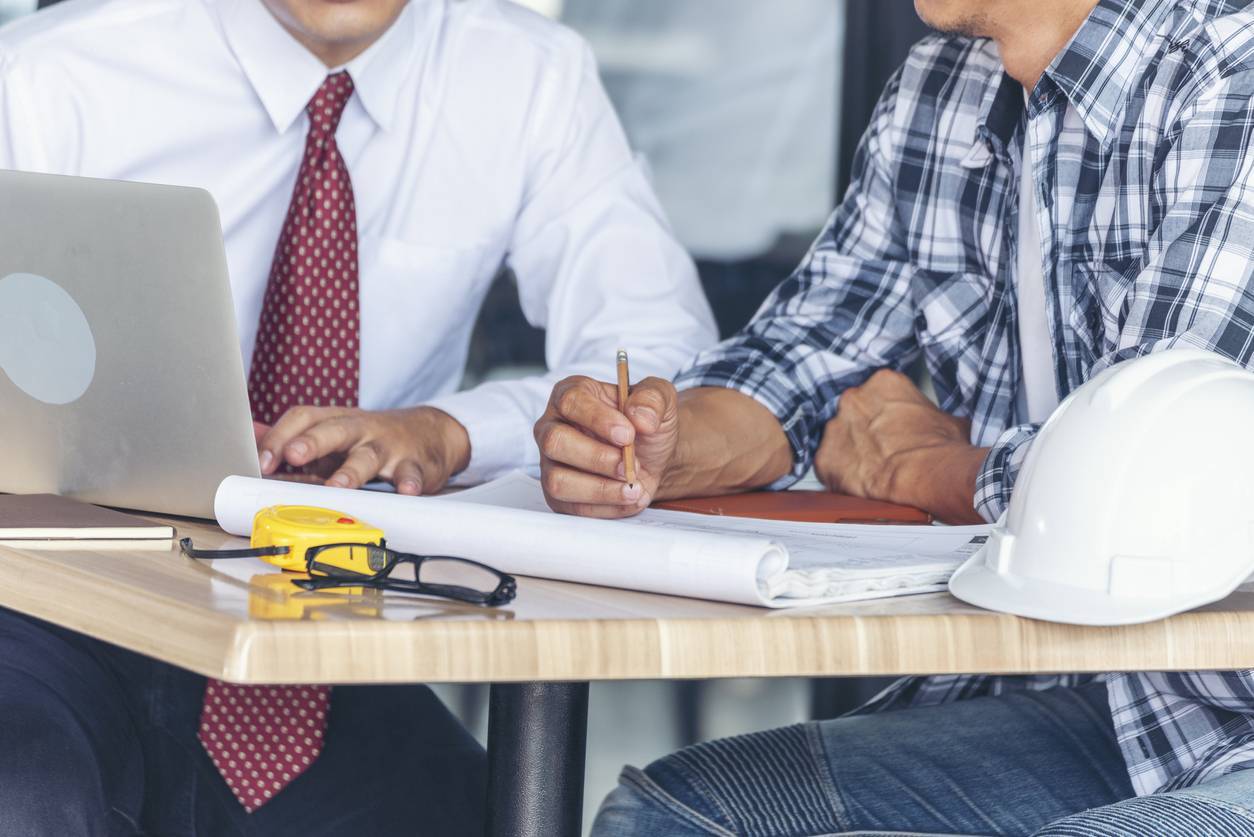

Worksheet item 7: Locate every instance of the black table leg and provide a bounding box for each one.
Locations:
[485,681,590,837]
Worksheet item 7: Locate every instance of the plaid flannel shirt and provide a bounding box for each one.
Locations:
[675,0,1254,796]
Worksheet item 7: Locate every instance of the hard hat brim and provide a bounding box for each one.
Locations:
[948,550,1239,627]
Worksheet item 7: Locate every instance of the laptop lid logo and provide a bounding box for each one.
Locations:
[0,273,96,405]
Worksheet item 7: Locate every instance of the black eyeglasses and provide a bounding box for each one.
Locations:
[180,538,517,607]
[293,542,517,606]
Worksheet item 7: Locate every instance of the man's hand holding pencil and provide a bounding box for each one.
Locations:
[534,351,680,518]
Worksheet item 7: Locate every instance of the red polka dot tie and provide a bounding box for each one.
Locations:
[247,70,360,425]
[199,682,331,812]
[202,73,359,813]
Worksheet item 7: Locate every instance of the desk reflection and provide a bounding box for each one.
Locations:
[245,571,516,623]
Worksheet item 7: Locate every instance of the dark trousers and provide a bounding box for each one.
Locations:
[0,606,486,836]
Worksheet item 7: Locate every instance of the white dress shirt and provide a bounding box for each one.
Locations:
[0,0,716,480]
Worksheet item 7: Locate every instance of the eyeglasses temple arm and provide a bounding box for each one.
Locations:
[179,538,290,560]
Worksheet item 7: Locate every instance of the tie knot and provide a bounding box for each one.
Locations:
[307,72,354,139]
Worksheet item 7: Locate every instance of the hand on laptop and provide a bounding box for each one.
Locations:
[534,375,679,518]
[814,369,987,524]
[255,406,471,495]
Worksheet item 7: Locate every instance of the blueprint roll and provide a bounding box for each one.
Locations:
[213,474,783,607]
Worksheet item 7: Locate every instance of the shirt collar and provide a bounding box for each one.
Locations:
[966,0,1173,166]
[215,0,425,134]
[969,69,1024,166]
[1034,0,1176,146]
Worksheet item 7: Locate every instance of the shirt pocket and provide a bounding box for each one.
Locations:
[912,270,990,349]
[358,235,504,404]
[366,236,502,320]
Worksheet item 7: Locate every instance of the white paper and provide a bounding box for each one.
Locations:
[215,472,989,608]
[455,472,990,606]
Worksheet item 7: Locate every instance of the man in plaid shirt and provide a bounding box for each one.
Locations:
[538,0,1254,833]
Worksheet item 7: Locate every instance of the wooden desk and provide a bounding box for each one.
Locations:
[3,515,1254,835]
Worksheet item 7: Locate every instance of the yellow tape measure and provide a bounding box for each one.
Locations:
[250,505,385,572]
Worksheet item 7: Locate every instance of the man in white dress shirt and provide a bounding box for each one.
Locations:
[0,0,715,494]
[0,0,714,834]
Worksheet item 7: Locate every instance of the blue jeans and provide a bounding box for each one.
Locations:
[592,682,1254,836]
[0,606,485,836]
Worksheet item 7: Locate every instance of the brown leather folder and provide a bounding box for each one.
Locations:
[654,491,932,525]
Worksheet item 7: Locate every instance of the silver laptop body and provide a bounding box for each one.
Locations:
[0,170,261,518]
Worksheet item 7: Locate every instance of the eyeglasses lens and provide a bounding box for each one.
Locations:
[416,558,504,595]
[309,544,390,577]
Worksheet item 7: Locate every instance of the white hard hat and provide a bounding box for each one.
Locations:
[949,348,1254,626]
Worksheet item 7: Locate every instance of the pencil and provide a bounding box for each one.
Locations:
[616,349,637,487]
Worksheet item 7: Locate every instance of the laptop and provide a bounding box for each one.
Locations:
[0,170,261,518]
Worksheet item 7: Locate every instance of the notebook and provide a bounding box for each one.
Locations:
[0,494,175,540]
[213,472,989,608]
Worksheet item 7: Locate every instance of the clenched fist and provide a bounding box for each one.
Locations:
[815,369,987,523]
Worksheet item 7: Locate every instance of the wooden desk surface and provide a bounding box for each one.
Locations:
[1,515,1252,685]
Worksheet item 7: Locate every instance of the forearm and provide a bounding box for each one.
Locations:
[656,388,794,500]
